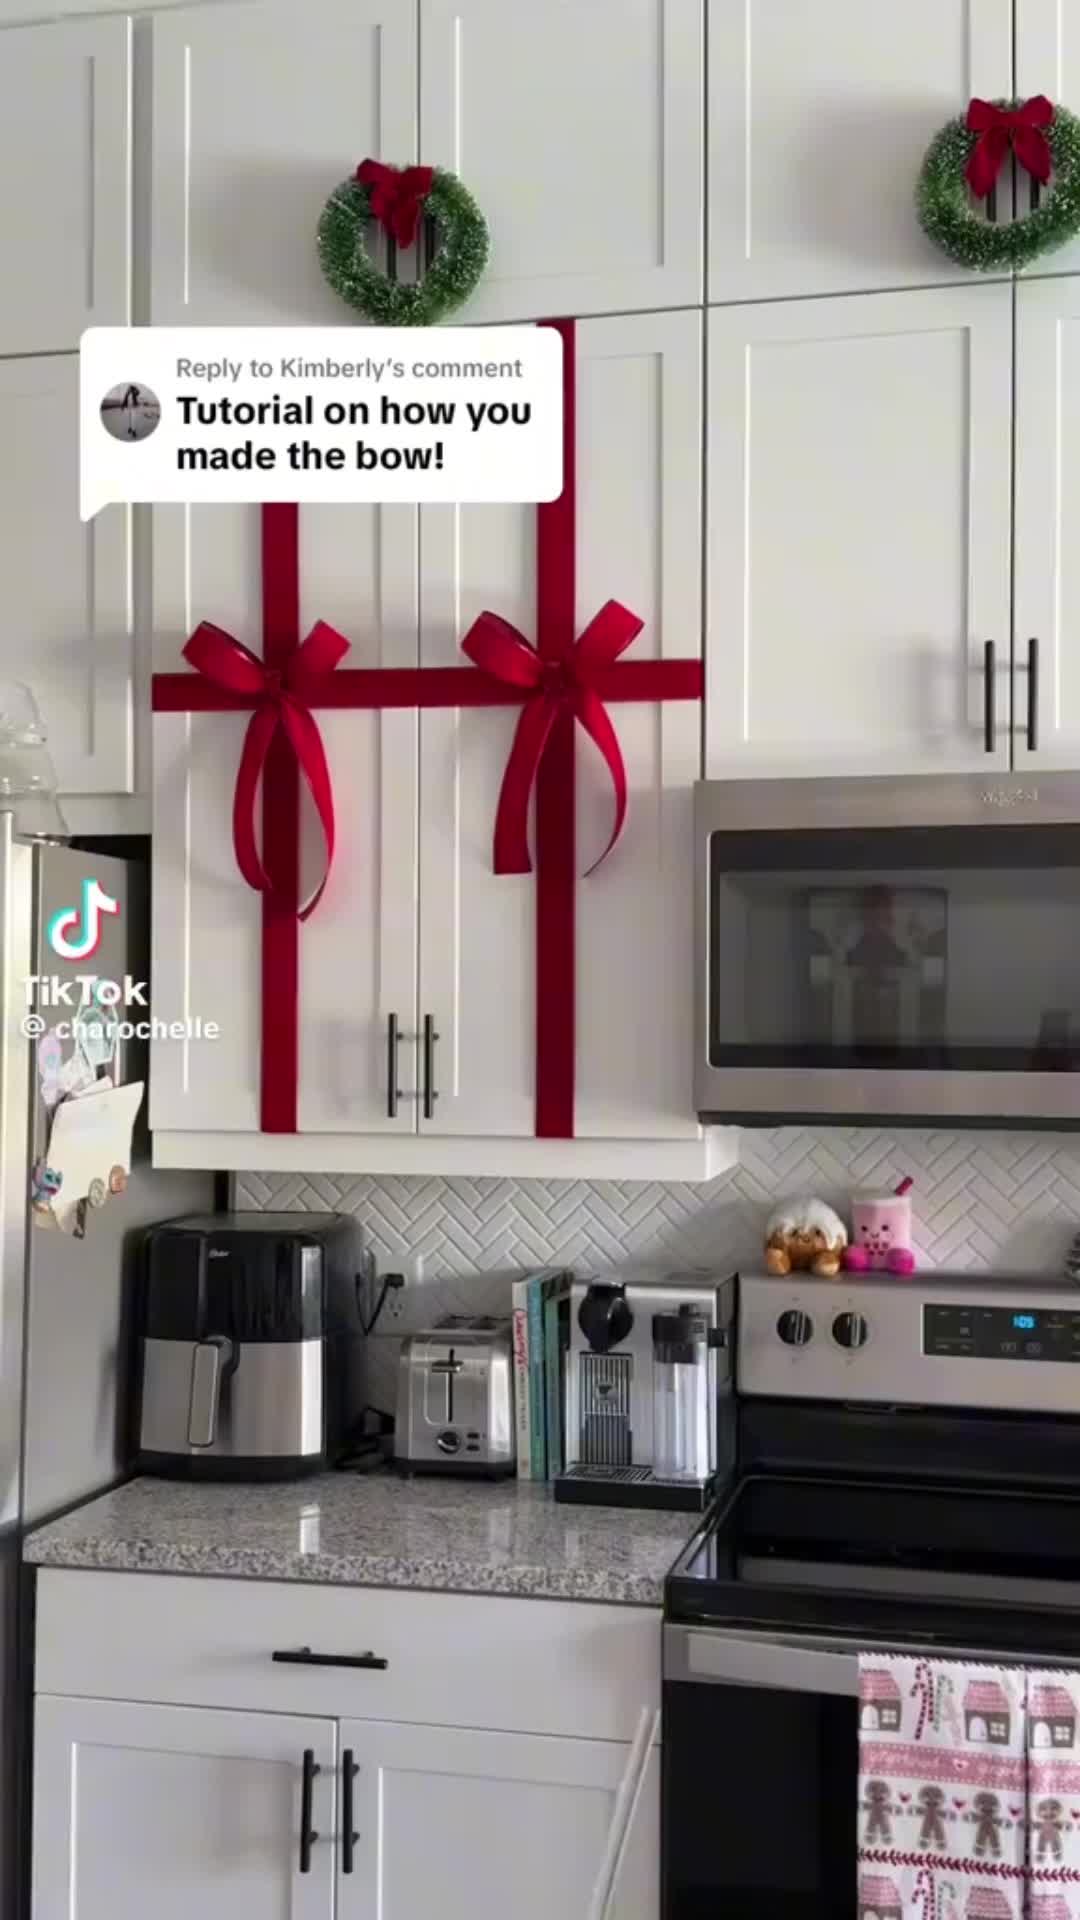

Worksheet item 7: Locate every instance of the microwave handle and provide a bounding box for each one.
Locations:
[188,1336,232,1447]
[666,1626,858,1697]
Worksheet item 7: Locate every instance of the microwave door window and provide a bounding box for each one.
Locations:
[708,827,1080,1073]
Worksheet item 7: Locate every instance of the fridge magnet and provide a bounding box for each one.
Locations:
[764,1198,848,1278]
[317,159,489,324]
[29,1160,62,1212]
[807,886,947,1056]
[86,1178,108,1210]
[108,1164,127,1195]
[40,1080,143,1234]
[72,992,119,1076]
[917,96,1080,270]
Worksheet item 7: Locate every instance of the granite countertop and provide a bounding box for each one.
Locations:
[24,1472,697,1607]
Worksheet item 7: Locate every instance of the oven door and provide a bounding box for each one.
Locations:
[695,773,1080,1124]
[663,1626,859,1920]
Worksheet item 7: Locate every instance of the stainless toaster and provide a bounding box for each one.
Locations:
[394,1316,515,1476]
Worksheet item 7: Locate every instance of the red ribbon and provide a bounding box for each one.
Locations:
[355,158,434,248]
[181,617,346,920]
[965,95,1054,199]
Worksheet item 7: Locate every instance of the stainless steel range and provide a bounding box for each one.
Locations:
[663,1271,1080,1919]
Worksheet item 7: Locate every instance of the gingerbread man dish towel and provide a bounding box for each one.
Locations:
[858,1655,1027,1920]
[1028,1671,1080,1911]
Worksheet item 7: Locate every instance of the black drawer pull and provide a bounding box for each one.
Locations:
[386,1012,400,1118]
[1027,635,1040,753]
[422,1012,439,1119]
[273,1646,389,1671]
[983,639,996,753]
[343,1750,359,1874]
[299,1748,320,1873]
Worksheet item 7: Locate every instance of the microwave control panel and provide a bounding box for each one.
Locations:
[923,1304,1080,1363]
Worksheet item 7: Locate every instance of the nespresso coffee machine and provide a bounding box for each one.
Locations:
[554,1273,734,1510]
[134,1213,365,1478]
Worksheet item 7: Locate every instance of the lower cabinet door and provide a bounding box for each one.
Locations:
[340,1718,650,1920]
[32,1695,337,1920]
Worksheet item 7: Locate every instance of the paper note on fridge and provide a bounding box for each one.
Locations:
[44,1082,144,1233]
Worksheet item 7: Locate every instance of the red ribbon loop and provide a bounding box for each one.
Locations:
[355,158,435,248]
[181,618,349,920]
[460,599,643,877]
[965,95,1054,198]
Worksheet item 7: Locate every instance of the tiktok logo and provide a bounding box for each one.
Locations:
[46,879,120,961]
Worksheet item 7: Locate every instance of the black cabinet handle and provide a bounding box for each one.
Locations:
[386,1012,400,1119]
[1027,636,1040,752]
[422,1013,439,1120]
[273,1646,389,1670]
[343,1751,359,1874]
[299,1749,319,1874]
[983,639,996,752]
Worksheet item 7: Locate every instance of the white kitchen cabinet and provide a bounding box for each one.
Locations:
[150,501,419,1138]
[1014,276,1080,770]
[706,285,1014,781]
[1017,0,1080,278]
[0,358,136,804]
[708,0,1012,303]
[32,1694,337,1920]
[150,0,415,324]
[419,308,704,1145]
[420,0,703,322]
[341,1718,654,1920]
[0,16,129,352]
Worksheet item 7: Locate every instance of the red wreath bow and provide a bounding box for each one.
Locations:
[182,618,349,918]
[965,95,1054,198]
[460,600,643,876]
[355,158,435,248]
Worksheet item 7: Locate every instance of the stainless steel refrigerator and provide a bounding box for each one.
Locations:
[0,816,212,1916]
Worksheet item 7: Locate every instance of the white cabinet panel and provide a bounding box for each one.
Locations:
[151,0,415,324]
[0,17,129,352]
[419,311,702,1141]
[150,503,418,1136]
[33,1695,336,1920]
[421,0,703,321]
[706,287,1014,779]
[340,1718,629,1920]
[1017,0,1080,278]
[1014,276,1080,769]
[0,358,133,797]
[708,0,1012,301]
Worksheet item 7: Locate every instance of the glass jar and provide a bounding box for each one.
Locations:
[652,1306,713,1480]
[0,684,68,839]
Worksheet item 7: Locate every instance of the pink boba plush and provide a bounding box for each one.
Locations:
[842,1178,917,1275]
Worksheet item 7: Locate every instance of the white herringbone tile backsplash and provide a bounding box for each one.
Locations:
[236,1126,1080,1278]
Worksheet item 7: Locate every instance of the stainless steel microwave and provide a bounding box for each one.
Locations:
[695,773,1080,1126]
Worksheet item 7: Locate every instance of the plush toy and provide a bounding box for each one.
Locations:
[764,1198,848,1278]
[843,1177,916,1275]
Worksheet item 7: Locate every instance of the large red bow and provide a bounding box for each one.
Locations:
[461,600,643,876]
[965,95,1054,198]
[182,617,348,919]
[355,158,435,249]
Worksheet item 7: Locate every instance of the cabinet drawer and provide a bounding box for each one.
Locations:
[35,1570,660,1741]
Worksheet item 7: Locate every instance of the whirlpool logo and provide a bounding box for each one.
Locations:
[46,878,120,961]
[979,787,1040,808]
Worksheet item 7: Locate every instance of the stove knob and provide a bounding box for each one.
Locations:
[776,1309,813,1347]
[832,1311,868,1351]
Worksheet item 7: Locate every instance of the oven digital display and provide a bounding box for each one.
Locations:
[924,1304,1080,1361]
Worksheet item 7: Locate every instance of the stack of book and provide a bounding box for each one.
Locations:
[510,1269,573,1481]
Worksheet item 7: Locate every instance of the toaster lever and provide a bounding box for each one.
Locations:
[188,1335,232,1448]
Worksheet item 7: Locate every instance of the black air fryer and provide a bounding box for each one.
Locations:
[134,1213,364,1478]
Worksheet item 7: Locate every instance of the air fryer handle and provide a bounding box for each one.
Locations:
[188,1335,232,1447]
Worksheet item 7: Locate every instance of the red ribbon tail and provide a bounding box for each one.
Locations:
[1014,124,1053,183]
[966,126,1009,198]
[493,696,561,874]
[233,705,279,896]
[280,701,336,921]
[574,687,628,875]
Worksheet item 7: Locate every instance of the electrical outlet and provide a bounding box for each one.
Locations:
[382,1272,409,1322]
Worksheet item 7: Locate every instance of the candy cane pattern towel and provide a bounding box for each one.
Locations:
[858,1656,1027,1920]
[1028,1669,1080,1909]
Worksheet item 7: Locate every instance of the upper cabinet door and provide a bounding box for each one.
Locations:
[420,0,703,322]
[1014,277,1080,770]
[706,286,1013,780]
[0,358,133,796]
[1016,0,1080,277]
[150,0,415,324]
[151,503,419,1138]
[0,17,130,351]
[708,0,1013,302]
[418,310,702,1142]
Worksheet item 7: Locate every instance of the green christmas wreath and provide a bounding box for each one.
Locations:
[317,160,489,325]
[917,97,1080,271]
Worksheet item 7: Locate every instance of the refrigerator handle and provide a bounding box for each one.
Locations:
[187,1336,232,1447]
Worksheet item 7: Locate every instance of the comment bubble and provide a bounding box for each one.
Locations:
[80,326,563,520]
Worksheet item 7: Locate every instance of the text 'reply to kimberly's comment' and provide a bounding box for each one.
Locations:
[79,326,563,518]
